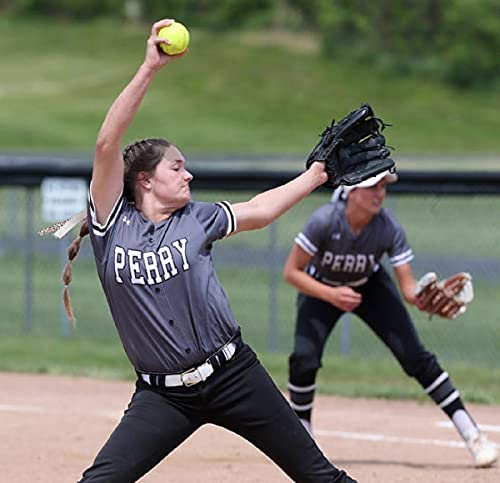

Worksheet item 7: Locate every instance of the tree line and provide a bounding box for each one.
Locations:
[2,0,499,88]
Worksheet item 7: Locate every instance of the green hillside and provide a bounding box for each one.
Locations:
[1,15,500,157]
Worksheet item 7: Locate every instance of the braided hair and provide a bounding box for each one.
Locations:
[61,137,171,324]
[61,220,89,325]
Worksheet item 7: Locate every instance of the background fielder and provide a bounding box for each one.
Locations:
[284,170,498,468]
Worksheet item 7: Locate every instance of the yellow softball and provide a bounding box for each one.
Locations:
[158,21,190,56]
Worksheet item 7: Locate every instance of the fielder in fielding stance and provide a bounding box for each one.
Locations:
[65,18,357,483]
[284,171,498,468]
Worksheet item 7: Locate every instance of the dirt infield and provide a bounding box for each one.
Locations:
[1,372,498,482]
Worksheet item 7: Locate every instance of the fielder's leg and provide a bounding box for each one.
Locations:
[357,268,498,468]
[288,294,343,433]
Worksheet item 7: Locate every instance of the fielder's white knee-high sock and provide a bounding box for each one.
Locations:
[452,409,479,440]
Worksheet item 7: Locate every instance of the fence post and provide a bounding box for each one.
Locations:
[8,188,19,235]
[24,188,34,332]
[269,221,278,352]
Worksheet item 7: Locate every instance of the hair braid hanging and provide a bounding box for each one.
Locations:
[61,221,90,326]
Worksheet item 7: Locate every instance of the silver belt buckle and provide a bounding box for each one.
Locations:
[181,368,203,387]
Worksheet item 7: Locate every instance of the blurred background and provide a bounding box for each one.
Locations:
[0,0,499,403]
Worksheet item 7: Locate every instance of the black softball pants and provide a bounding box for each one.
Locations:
[289,267,444,389]
[79,340,356,483]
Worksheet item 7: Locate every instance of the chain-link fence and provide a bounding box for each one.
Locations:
[1,178,499,370]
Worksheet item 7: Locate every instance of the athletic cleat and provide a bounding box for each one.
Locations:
[465,431,499,468]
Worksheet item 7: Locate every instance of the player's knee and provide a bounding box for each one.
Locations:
[289,349,321,381]
[400,350,442,385]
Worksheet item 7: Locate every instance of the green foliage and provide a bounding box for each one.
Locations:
[12,0,123,18]
[297,0,442,57]
[11,0,276,28]
[294,0,500,88]
[142,0,274,29]
[286,0,317,26]
[439,0,500,88]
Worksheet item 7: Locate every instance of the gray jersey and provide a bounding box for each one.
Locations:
[88,192,238,374]
[295,201,413,286]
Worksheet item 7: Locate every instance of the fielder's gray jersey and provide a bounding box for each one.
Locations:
[88,192,238,374]
[295,201,413,286]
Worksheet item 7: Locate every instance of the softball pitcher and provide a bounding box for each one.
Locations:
[63,18,357,483]
[285,170,498,468]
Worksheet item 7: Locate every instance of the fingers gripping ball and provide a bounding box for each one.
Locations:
[415,272,474,319]
[158,22,190,55]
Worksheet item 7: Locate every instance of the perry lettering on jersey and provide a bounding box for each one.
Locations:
[320,252,375,273]
[114,238,190,285]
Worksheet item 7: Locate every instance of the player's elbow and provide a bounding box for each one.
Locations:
[282,262,296,286]
[283,267,291,284]
[94,138,111,160]
[94,130,119,160]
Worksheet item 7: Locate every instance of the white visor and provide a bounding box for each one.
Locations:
[342,170,398,194]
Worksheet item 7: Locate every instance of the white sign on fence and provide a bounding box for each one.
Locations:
[41,177,88,223]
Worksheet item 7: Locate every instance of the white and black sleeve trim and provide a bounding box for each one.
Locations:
[295,232,318,256]
[216,201,237,237]
[88,185,124,238]
[390,249,414,267]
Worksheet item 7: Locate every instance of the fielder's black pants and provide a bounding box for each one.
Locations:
[289,267,444,393]
[79,339,356,483]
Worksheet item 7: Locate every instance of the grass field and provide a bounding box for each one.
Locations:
[1,16,500,156]
[1,334,499,405]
